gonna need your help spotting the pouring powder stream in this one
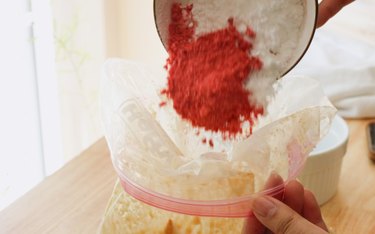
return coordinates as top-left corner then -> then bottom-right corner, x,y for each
162,3 -> 264,138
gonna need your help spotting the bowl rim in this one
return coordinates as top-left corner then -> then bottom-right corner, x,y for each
309,115 -> 349,157
281,0 -> 318,77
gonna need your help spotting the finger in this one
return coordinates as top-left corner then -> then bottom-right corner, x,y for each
242,173 -> 283,233
264,172 -> 284,189
283,180 -> 304,214
303,189 -> 329,232
242,212 -> 266,234
263,172 -> 284,200
317,0 -> 354,27
251,196 -> 328,234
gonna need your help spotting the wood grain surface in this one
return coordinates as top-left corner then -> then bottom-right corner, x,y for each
321,119 -> 375,234
0,138 -> 116,234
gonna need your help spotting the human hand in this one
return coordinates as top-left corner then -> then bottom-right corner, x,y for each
317,0 -> 354,27
242,174 -> 329,234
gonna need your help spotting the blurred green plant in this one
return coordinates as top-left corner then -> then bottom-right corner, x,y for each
52,8 -> 98,131
53,12 -> 91,80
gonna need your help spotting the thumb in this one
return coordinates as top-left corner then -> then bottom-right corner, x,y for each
251,196 -> 328,234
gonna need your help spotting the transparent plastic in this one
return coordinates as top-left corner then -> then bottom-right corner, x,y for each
100,58 -> 336,226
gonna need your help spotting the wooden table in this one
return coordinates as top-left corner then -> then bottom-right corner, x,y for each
0,119 -> 374,234
321,119 -> 375,234
0,138 -> 117,234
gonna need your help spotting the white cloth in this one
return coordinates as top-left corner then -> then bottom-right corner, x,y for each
289,29 -> 375,118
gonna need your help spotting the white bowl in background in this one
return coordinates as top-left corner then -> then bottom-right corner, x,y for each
298,115 -> 349,205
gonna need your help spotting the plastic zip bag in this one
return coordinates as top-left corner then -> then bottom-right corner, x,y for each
99,59 -> 336,232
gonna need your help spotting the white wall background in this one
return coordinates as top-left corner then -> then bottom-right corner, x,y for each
105,0 -> 168,70
52,0 -> 168,161
51,0 -> 106,161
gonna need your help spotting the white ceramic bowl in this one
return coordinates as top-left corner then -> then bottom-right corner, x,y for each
283,0 -> 318,75
298,115 -> 349,205
154,0 -> 318,76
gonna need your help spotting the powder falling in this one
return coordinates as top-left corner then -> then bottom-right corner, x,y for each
162,3 -> 264,137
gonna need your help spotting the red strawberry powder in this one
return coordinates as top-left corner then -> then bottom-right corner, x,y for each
162,3 -> 264,139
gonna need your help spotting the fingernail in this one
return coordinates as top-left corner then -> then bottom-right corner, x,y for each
252,196 -> 277,218
270,172 -> 283,182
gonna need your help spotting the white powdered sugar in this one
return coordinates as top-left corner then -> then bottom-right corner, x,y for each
183,0 -> 306,106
